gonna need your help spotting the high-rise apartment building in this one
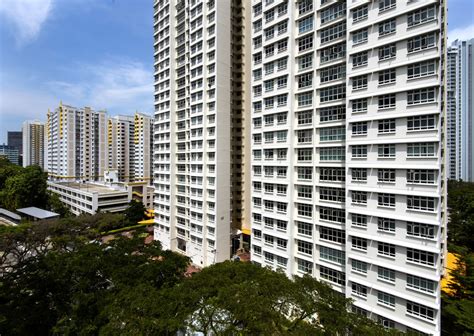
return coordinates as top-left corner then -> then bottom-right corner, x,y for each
447,38 -> 474,181
22,120 -> 45,168
7,131 -> 22,166
108,115 -> 135,182
133,112 -> 154,183
152,0 -> 251,266
249,1 -> 446,335
0,144 -> 19,165
46,102 -> 107,181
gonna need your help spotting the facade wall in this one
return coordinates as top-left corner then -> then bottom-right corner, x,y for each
22,121 -> 45,168
153,0 -> 249,266
249,1 -> 446,335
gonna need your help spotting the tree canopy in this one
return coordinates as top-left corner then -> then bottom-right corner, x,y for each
0,219 -> 402,336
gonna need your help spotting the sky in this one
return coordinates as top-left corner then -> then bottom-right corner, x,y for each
0,0 -> 473,143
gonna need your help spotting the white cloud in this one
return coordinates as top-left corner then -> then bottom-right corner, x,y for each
449,23 -> 474,43
0,0 -> 53,45
46,59 -> 154,115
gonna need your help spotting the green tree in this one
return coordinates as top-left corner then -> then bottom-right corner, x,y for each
47,191 -> 72,218
0,165 -> 48,211
124,199 -> 146,225
447,180 -> 474,251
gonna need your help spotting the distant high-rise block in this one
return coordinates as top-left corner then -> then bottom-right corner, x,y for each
0,144 -> 19,165
22,121 -> 45,168
152,0 -> 251,266
46,102 -> 107,181
447,38 -> 474,181
7,131 -> 22,155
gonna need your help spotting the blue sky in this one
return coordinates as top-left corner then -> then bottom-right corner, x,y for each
0,0 -> 473,143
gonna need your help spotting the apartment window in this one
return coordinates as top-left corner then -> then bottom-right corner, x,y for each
379,43 -> 396,60
320,226 -> 345,244
378,169 -> 395,183
378,119 -> 396,133
352,214 -> 368,227
253,3 -> 262,15
408,6 -> 436,27
321,2 -> 345,24
320,126 -> 345,141
298,0 -> 313,15
320,147 -> 345,161
407,142 -> 436,157
352,121 -> 367,135
320,84 -> 346,102
407,88 -> 436,105
352,168 -> 367,182
277,57 -> 287,71
297,221 -> 312,236
378,266 -> 395,282
353,28 -> 368,44
297,110 -> 313,125
352,259 -> 368,274
378,316 -> 395,329
352,99 -> 368,113
298,92 -> 313,107
320,42 -> 346,64
297,167 -> 312,180
253,19 -> 262,33
297,258 -> 313,273
276,219 -> 287,231
378,242 -> 395,258
254,36 -> 262,48
352,191 -> 367,205
297,130 -> 312,144
297,148 -> 312,162
352,75 -> 368,90
407,169 -> 436,184
352,145 -> 367,158
320,266 -> 345,285
320,105 -> 346,122
320,64 -> 346,83
351,282 -> 368,298
407,248 -> 435,266
352,236 -> 367,251
277,21 -> 288,35
253,229 -> 262,239
298,53 -> 313,70
407,222 -> 435,239
378,144 -> 395,158
298,16 -> 313,34
353,5 -> 368,23
298,34 -> 314,52
407,275 -> 436,294
378,94 -> 396,109
320,187 -> 345,203
297,185 -> 312,199
297,203 -> 313,217
378,291 -> 395,308
353,51 -> 368,67
379,0 -> 396,12
320,206 -> 345,224
253,68 -> 262,80
320,167 -> 345,182
265,44 -> 275,57
407,196 -> 436,212
320,246 -> 345,265
408,33 -> 437,53
379,68 -> 396,85
264,80 -> 273,92
298,73 -> 313,88
379,18 -> 396,36
408,60 -> 436,79
378,217 -> 395,232
277,94 -> 288,107
297,239 -> 313,255
277,2 -> 287,16
320,22 -> 346,44
407,301 -> 435,322
407,114 -> 436,131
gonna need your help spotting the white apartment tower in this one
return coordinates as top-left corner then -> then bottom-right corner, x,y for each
250,0 -> 446,335
133,112 -> 154,183
447,38 -> 474,181
107,115 -> 135,182
46,102 -> 108,181
152,0 -> 250,266
22,120 -> 45,168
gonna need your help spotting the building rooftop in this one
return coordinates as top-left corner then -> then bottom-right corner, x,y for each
53,181 -> 127,194
0,208 -> 21,221
16,207 -> 59,220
